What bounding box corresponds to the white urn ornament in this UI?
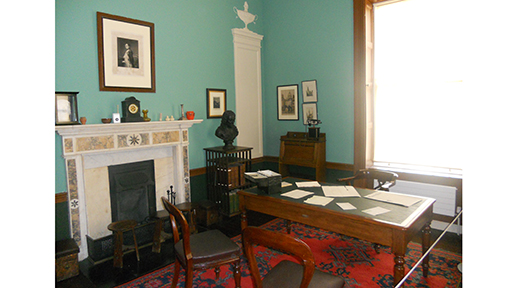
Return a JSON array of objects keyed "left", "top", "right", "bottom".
[{"left": 234, "top": 1, "right": 257, "bottom": 31}]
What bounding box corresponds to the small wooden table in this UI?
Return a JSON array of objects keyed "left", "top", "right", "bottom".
[
  {"left": 279, "top": 132, "right": 326, "bottom": 182},
  {"left": 238, "top": 178, "right": 435, "bottom": 287}
]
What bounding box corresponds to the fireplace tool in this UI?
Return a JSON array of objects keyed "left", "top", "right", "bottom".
[{"left": 167, "top": 185, "right": 176, "bottom": 205}]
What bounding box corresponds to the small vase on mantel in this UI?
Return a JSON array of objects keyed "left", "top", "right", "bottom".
[
  {"left": 80, "top": 117, "right": 87, "bottom": 125},
  {"left": 142, "top": 109, "right": 151, "bottom": 122}
]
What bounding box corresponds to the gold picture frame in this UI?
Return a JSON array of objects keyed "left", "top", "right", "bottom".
[{"left": 206, "top": 88, "right": 227, "bottom": 118}]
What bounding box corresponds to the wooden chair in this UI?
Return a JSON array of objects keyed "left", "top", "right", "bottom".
[
  {"left": 242, "top": 226, "right": 345, "bottom": 288},
  {"left": 161, "top": 197, "right": 241, "bottom": 288},
  {"left": 337, "top": 168, "right": 398, "bottom": 191}
]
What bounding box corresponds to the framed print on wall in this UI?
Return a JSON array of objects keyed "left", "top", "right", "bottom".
[
  {"left": 302, "top": 80, "right": 318, "bottom": 102},
  {"left": 97, "top": 12, "right": 156, "bottom": 93},
  {"left": 302, "top": 103, "right": 318, "bottom": 125},
  {"left": 277, "top": 84, "right": 299, "bottom": 120},
  {"left": 55, "top": 92, "right": 80, "bottom": 125},
  {"left": 207, "top": 88, "right": 227, "bottom": 118}
]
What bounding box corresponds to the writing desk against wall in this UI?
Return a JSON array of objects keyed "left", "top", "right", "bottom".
[{"left": 279, "top": 131, "right": 326, "bottom": 182}]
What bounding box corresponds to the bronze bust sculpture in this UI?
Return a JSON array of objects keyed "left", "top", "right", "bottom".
[{"left": 215, "top": 110, "right": 239, "bottom": 150}]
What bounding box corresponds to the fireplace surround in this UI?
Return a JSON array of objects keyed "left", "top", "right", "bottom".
[{"left": 55, "top": 120, "right": 202, "bottom": 261}]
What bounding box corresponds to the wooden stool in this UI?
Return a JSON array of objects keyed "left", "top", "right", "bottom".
[
  {"left": 107, "top": 219, "right": 140, "bottom": 268},
  {"left": 152, "top": 210, "right": 173, "bottom": 253},
  {"left": 176, "top": 202, "right": 199, "bottom": 234}
]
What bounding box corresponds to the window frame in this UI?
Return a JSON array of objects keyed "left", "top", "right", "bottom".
[{"left": 354, "top": 0, "right": 463, "bottom": 179}]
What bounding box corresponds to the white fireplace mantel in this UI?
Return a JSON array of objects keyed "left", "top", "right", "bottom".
[
  {"left": 56, "top": 120, "right": 202, "bottom": 261},
  {"left": 55, "top": 120, "right": 202, "bottom": 155}
]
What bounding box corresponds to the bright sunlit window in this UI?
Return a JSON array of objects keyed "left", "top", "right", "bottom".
[{"left": 373, "top": 0, "right": 464, "bottom": 176}]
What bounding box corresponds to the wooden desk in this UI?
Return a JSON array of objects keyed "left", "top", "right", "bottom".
[
  {"left": 238, "top": 178, "right": 435, "bottom": 287},
  {"left": 279, "top": 132, "right": 326, "bottom": 182}
]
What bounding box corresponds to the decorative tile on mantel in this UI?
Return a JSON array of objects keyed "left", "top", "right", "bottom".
[{"left": 77, "top": 136, "right": 114, "bottom": 152}]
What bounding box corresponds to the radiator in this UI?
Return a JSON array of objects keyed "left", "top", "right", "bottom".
[{"left": 387, "top": 180, "right": 457, "bottom": 217}]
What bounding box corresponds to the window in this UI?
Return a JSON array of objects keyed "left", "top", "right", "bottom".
[{"left": 369, "top": 0, "right": 464, "bottom": 177}]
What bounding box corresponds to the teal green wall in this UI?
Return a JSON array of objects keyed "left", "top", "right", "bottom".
[
  {"left": 261, "top": 0, "right": 354, "bottom": 164},
  {"left": 55, "top": 0, "right": 356, "bottom": 239},
  {"left": 55, "top": 0, "right": 263, "bottom": 193},
  {"left": 55, "top": 1, "right": 355, "bottom": 194}
]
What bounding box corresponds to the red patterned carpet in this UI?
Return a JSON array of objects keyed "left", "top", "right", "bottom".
[{"left": 116, "top": 218, "right": 461, "bottom": 287}]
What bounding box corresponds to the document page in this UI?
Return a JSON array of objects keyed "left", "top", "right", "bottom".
[
  {"left": 337, "top": 202, "right": 357, "bottom": 210},
  {"left": 296, "top": 181, "right": 321, "bottom": 188},
  {"left": 362, "top": 206, "right": 391, "bottom": 216},
  {"left": 365, "top": 191, "right": 422, "bottom": 207},
  {"left": 304, "top": 195, "right": 333, "bottom": 206},
  {"left": 281, "top": 189, "right": 314, "bottom": 199},
  {"left": 322, "top": 186, "right": 361, "bottom": 197}
]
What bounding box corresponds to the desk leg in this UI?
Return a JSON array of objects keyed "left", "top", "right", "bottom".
[
  {"left": 286, "top": 220, "right": 292, "bottom": 234},
  {"left": 422, "top": 223, "right": 431, "bottom": 277},
  {"left": 393, "top": 254, "right": 405, "bottom": 287}
]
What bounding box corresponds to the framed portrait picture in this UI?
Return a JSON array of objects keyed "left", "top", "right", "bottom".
[
  {"left": 277, "top": 84, "right": 299, "bottom": 120},
  {"left": 302, "top": 80, "right": 318, "bottom": 102},
  {"left": 207, "top": 89, "right": 227, "bottom": 118},
  {"left": 302, "top": 103, "right": 318, "bottom": 125},
  {"left": 97, "top": 12, "right": 155, "bottom": 93},
  {"left": 55, "top": 92, "right": 80, "bottom": 125}
]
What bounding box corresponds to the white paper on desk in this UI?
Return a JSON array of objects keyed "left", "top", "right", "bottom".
[
  {"left": 322, "top": 186, "right": 361, "bottom": 197},
  {"left": 365, "top": 191, "right": 422, "bottom": 207},
  {"left": 337, "top": 202, "right": 357, "bottom": 210},
  {"left": 362, "top": 206, "right": 391, "bottom": 216},
  {"left": 296, "top": 181, "right": 321, "bottom": 188},
  {"left": 281, "top": 181, "right": 293, "bottom": 187},
  {"left": 281, "top": 189, "right": 314, "bottom": 199},
  {"left": 304, "top": 195, "right": 333, "bottom": 206}
]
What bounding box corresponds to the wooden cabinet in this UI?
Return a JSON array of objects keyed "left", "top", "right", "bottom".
[
  {"left": 279, "top": 132, "right": 326, "bottom": 182},
  {"left": 204, "top": 146, "right": 252, "bottom": 217}
]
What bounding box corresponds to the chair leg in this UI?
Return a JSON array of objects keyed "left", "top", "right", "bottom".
[
  {"left": 373, "top": 243, "right": 381, "bottom": 254},
  {"left": 185, "top": 266, "right": 194, "bottom": 288},
  {"left": 171, "top": 259, "right": 181, "bottom": 287},
  {"left": 233, "top": 262, "right": 241, "bottom": 288},
  {"left": 214, "top": 266, "right": 220, "bottom": 279}
]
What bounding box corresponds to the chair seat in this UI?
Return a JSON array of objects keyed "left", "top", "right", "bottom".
[
  {"left": 175, "top": 229, "right": 240, "bottom": 267},
  {"left": 262, "top": 260, "right": 345, "bottom": 288}
]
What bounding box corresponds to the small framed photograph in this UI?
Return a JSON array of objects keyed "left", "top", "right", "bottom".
[
  {"left": 277, "top": 84, "right": 299, "bottom": 120},
  {"left": 302, "top": 80, "right": 318, "bottom": 102},
  {"left": 97, "top": 12, "right": 155, "bottom": 92},
  {"left": 302, "top": 103, "right": 318, "bottom": 125},
  {"left": 55, "top": 92, "right": 80, "bottom": 125},
  {"left": 207, "top": 88, "right": 227, "bottom": 118}
]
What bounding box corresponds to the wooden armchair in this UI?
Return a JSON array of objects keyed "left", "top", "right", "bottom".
[
  {"left": 161, "top": 197, "right": 241, "bottom": 288},
  {"left": 337, "top": 168, "right": 398, "bottom": 191},
  {"left": 242, "top": 226, "right": 345, "bottom": 288}
]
